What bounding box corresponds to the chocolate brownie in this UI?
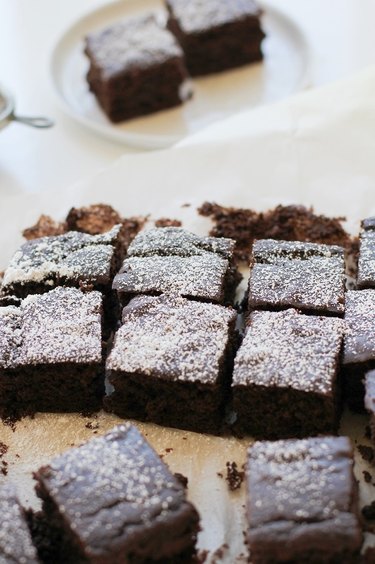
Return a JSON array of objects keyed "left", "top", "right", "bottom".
[
  {"left": 232, "top": 309, "right": 344, "bottom": 438},
  {"left": 248, "top": 239, "right": 345, "bottom": 316},
  {"left": 105, "top": 294, "right": 237, "bottom": 434},
  {"left": 246, "top": 436, "right": 362, "bottom": 563},
  {"left": 112, "top": 227, "right": 239, "bottom": 305},
  {"left": 84, "top": 14, "right": 192, "bottom": 123},
  {"left": 166, "top": 0, "right": 265, "bottom": 76},
  {"left": 1, "top": 225, "right": 122, "bottom": 299},
  {"left": 357, "top": 217, "right": 375, "bottom": 288},
  {"left": 0, "top": 483, "right": 39, "bottom": 563},
  {"left": 0, "top": 287, "right": 104, "bottom": 417},
  {"left": 34, "top": 424, "right": 200, "bottom": 563},
  {"left": 365, "top": 370, "right": 375, "bottom": 445},
  {"left": 342, "top": 290, "right": 375, "bottom": 412}
]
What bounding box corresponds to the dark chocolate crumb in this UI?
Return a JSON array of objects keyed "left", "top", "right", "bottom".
[
  {"left": 154, "top": 218, "right": 182, "bottom": 228},
  {"left": 165, "top": 447, "right": 173, "bottom": 454},
  {"left": 217, "top": 472, "right": 223, "bottom": 479},
  {"left": 0, "top": 467, "right": 7, "bottom": 476},
  {"left": 85, "top": 421, "right": 99, "bottom": 430},
  {"left": 362, "top": 501, "right": 375, "bottom": 520},
  {"left": 225, "top": 461, "right": 245, "bottom": 491},
  {"left": 358, "top": 445, "right": 374, "bottom": 463},
  {"left": 363, "top": 470, "right": 373, "bottom": 483},
  {"left": 0, "top": 442, "right": 8, "bottom": 458},
  {"left": 174, "top": 472, "right": 188, "bottom": 488}
]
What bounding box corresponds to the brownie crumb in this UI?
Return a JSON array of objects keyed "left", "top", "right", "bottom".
[
  {"left": 217, "top": 472, "right": 223, "bottom": 479},
  {"left": 181, "top": 203, "right": 191, "bottom": 208},
  {"left": 362, "top": 501, "right": 375, "bottom": 520},
  {"left": 363, "top": 470, "right": 373, "bottom": 483},
  {"left": 225, "top": 461, "right": 245, "bottom": 491},
  {"left": 0, "top": 442, "right": 8, "bottom": 458},
  {"left": 85, "top": 421, "right": 99, "bottom": 430},
  {"left": 211, "top": 543, "right": 229, "bottom": 561},
  {"left": 198, "top": 202, "right": 354, "bottom": 264},
  {"left": 174, "top": 472, "right": 188, "bottom": 488},
  {"left": 2, "top": 415, "right": 18, "bottom": 432},
  {"left": 155, "top": 218, "right": 182, "bottom": 227},
  {"left": 165, "top": 447, "right": 173, "bottom": 454},
  {"left": 358, "top": 444, "right": 374, "bottom": 463},
  {"left": 195, "top": 549, "right": 209, "bottom": 563},
  {"left": 66, "top": 204, "right": 122, "bottom": 235},
  {"left": 22, "top": 215, "right": 66, "bottom": 240}
]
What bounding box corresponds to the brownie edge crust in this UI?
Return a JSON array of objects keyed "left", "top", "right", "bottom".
[{"left": 34, "top": 424, "right": 200, "bottom": 563}]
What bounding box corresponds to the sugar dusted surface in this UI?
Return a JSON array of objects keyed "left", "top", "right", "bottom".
[
  {"left": 0, "top": 287, "right": 102, "bottom": 368},
  {"left": 0, "top": 483, "right": 38, "bottom": 563},
  {"left": 358, "top": 230, "right": 375, "bottom": 287},
  {"left": 36, "top": 424, "right": 191, "bottom": 554},
  {"left": 167, "top": 0, "right": 262, "bottom": 34},
  {"left": 1, "top": 225, "right": 120, "bottom": 290},
  {"left": 344, "top": 290, "right": 375, "bottom": 364},
  {"left": 249, "top": 239, "right": 345, "bottom": 313},
  {"left": 85, "top": 14, "right": 184, "bottom": 80},
  {"left": 127, "top": 227, "right": 235, "bottom": 259},
  {"left": 107, "top": 294, "right": 235, "bottom": 384},
  {"left": 247, "top": 436, "right": 358, "bottom": 531},
  {"left": 233, "top": 309, "right": 344, "bottom": 394}
]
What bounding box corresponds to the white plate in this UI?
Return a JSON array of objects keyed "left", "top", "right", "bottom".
[{"left": 50, "top": 0, "right": 311, "bottom": 150}]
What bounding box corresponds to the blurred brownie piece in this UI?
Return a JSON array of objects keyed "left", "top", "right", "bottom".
[
  {"left": 232, "top": 309, "right": 344, "bottom": 438},
  {"left": 22, "top": 214, "right": 66, "bottom": 240},
  {"left": 84, "top": 14, "right": 192, "bottom": 123},
  {"left": 365, "top": 371, "right": 375, "bottom": 445},
  {"left": 343, "top": 290, "right": 375, "bottom": 412},
  {"left": 357, "top": 217, "right": 375, "bottom": 288},
  {"left": 0, "top": 287, "right": 104, "bottom": 417},
  {"left": 105, "top": 294, "right": 237, "bottom": 434},
  {"left": 245, "top": 436, "right": 362, "bottom": 563},
  {"left": 248, "top": 239, "right": 345, "bottom": 316},
  {"left": 34, "top": 424, "right": 200, "bottom": 563},
  {"left": 0, "top": 483, "right": 39, "bottom": 563},
  {"left": 166, "top": 0, "right": 265, "bottom": 76},
  {"left": 1, "top": 225, "right": 121, "bottom": 299},
  {"left": 113, "top": 227, "right": 239, "bottom": 305}
]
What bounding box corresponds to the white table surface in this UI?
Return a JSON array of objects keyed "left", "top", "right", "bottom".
[{"left": 1, "top": 0, "right": 375, "bottom": 197}]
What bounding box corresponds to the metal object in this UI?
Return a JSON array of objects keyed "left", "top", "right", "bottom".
[{"left": 0, "top": 85, "right": 54, "bottom": 131}]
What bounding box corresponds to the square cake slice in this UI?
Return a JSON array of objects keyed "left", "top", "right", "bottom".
[
  {"left": 247, "top": 239, "right": 345, "bottom": 316},
  {"left": 85, "top": 14, "right": 192, "bottom": 123},
  {"left": 0, "top": 287, "right": 104, "bottom": 417},
  {"left": 232, "top": 309, "right": 344, "bottom": 438},
  {"left": 166, "top": 0, "right": 265, "bottom": 76},
  {"left": 112, "top": 227, "right": 238, "bottom": 305},
  {"left": 105, "top": 294, "right": 237, "bottom": 434},
  {"left": 0, "top": 483, "right": 39, "bottom": 563},
  {"left": 34, "top": 424, "right": 200, "bottom": 563},
  {"left": 357, "top": 217, "right": 375, "bottom": 288},
  {"left": 246, "top": 437, "right": 362, "bottom": 564},
  {"left": 342, "top": 289, "right": 375, "bottom": 412},
  {"left": 365, "top": 370, "right": 375, "bottom": 445}
]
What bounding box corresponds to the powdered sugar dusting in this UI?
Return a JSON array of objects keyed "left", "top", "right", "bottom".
[
  {"left": 1, "top": 225, "right": 120, "bottom": 291},
  {"left": 248, "top": 239, "right": 345, "bottom": 314},
  {"left": 0, "top": 306, "right": 22, "bottom": 369},
  {"left": 247, "top": 436, "right": 357, "bottom": 527},
  {"left": 167, "top": 0, "right": 262, "bottom": 34},
  {"left": 343, "top": 289, "right": 375, "bottom": 364},
  {"left": 107, "top": 294, "right": 236, "bottom": 384},
  {"left": 358, "top": 229, "right": 375, "bottom": 287},
  {"left": 85, "top": 14, "right": 184, "bottom": 79},
  {"left": 233, "top": 309, "right": 344, "bottom": 394},
  {"left": 36, "top": 424, "right": 195, "bottom": 551}
]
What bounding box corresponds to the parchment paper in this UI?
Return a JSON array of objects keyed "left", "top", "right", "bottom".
[{"left": 1, "top": 65, "right": 375, "bottom": 561}]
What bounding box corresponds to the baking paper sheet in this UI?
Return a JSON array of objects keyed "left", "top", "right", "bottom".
[{"left": 2, "top": 65, "right": 375, "bottom": 561}]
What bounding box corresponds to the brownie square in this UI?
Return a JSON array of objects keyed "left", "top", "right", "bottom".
[
  {"left": 248, "top": 239, "right": 345, "bottom": 316},
  {"left": 85, "top": 14, "right": 192, "bottom": 123},
  {"left": 342, "top": 289, "right": 375, "bottom": 412},
  {"left": 246, "top": 436, "right": 362, "bottom": 564},
  {"left": 34, "top": 424, "right": 200, "bottom": 563},
  {"left": 365, "top": 370, "right": 375, "bottom": 445},
  {"left": 112, "top": 227, "right": 238, "bottom": 305},
  {"left": 105, "top": 294, "right": 237, "bottom": 434},
  {"left": 232, "top": 309, "right": 344, "bottom": 438},
  {"left": 0, "top": 483, "right": 39, "bottom": 563},
  {"left": 357, "top": 217, "right": 375, "bottom": 288},
  {"left": 0, "top": 287, "right": 104, "bottom": 417},
  {"left": 166, "top": 0, "right": 265, "bottom": 76}
]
